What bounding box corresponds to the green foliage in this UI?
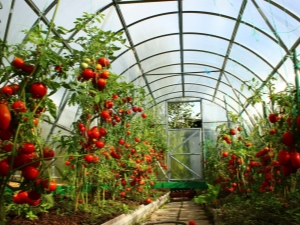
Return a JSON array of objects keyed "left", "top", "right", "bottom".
[
  {"left": 167, "top": 102, "right": 201, "bottom": 129},
  {"left": 194, "top": 183, "right": 220, "bottom": 204}
]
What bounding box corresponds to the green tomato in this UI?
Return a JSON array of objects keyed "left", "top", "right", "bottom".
[
  {"left": 81, "top": 62, "right": 89, "bottom": 69},
  {"left": 82, "top": 58, "right": 91, "bottom": 63}
]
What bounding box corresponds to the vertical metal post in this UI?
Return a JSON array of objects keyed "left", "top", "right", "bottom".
[
  {"left": 223, "top": 95, "right": 231, "bottom": 128},
  {"left": 294, "top": 50, "right": 300, "bottom": 108},
  {"left": 200, "top": 99, "right": 205, "bottom": 178},
  {"left": 166, "top": 101, "right": 171, "bottom": 182}
]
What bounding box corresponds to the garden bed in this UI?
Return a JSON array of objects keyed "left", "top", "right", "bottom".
[{"left": 6, "top": 189, "right": 169, "bottom": 225}]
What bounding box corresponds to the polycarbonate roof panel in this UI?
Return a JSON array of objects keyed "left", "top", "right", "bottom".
[
  {"left": 1, "top": 0, "right": 300, "bottom": 131},
  {"left": 184, "top": 75, "right": 218, "bottom": 87},
  {"left": 184, "top": 51, "right": 224, "bottom": 68},
  {"left": 277, "top": 59, "right": 297, "bottom": 84},
  {"left": 183, "top": 34, "right": 229, "bottom": 56},
  {"left": 1, "top": 1, "right": 38, "bottom": 44},
  {"left": 135, "top": 35, "right": 180, "bottom": 61},
  {"left": 182, "top": 0, "right": 241, "bottom": 18},
  {"left": 184, "top": 92, "right": 214, "bottom": 101},
  {"left": 120, "top": 1, "right": 178, "bottom": 25},
  {"left": 230, "top": 44, "right": 274, "bottom": 80},
  {"left": 128, "top": 13, "right": 179, "bottom": 44},
  {"left": 241, "top": 0, "right": 278, "bottom": 39},
  {"left": 147, "top": 75, "right": 179, "bottom": 84},
  {"left": 112, "top": 49, "right": 137, "bottom": 75},
  {"left": 256, "top": 0, "right": 300, "bottom": 49},
  {"left": 225, "top": 60, "right": 260, "bottom": 81},
  {"left": 146, "top": 64, "right": 182, "bottom": 74},
  {"left": 153, "top": 87, "right": 183, "bottom": 101},
  {"left": 223, "top": 73, "right": 253, "bottom": 99},
  {"left": 234, "top": 25, "right": 286, "bottom": 67},
  {"left": 184, "top": 84, "right": 215, "bottom": 96},
  {"left": 149, "top": 76, "right": 183, "bottom": 91},
  {"left": 182, "top": 13, "right": 236, "bottom": 39},
  {"left": 140, "top": 51, "right": 181, "bottom": 72},
  {"left": 202, "top": 99, "right": 227, "bottom": 122},
  {"left": 184, "top": 65, "right": 220, "bottom": 78}
]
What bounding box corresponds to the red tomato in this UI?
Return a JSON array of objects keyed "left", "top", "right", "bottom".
[
  {"left": 3, "top": 142, "right": 13, "bottom": 152},
  {"left": 145, "top": 198, "right": 152, "bottom": 204},
  {"left": 101, "top": 110, "right": 110, "bottom": 120},
  {"left": 104, "top": 100, "right": 113, "bottom": 109},
  {"left": 20, "top": 142, "right": 35, "bottom": 154},
  {"left": 269, "top": 129, "right": 276, "bottom": 135},
  {"left": 297, "top": 115, "right": 300, "bottom": 128},
  {"left": 291, "top": 152, "right": 300, "bottom": 169},
  {"left": 0, "top": 104, "right": 11, "bottom": 131},
  {"left": 11, "top": 100, "right": 27, "bottom": 113},
  {"left": 97, "top": 57, "right": 110, "bottom": 67},
  {"left": 30, "top": 82, "right": 47, "bottom": 99},
  {"left": 278, "top": 150, "right": 291, "bottom": 166},
  {"left": 43, "top": 147, "right": 55, "bottom": 160},
  {"left": 141, "top": 113, "right": 147, "bottom": 118},
  {"left": 95, "top": 141, "right": 105, "bottom": 148},
  {"left": 222, "top": 151, "right": 229, "bottom": 157},
  {"left": 268, "top": 113, "right": 277, "bottom": 123},
  {"left": 22, "top": 64, "right": 35, "bottom": 74},
  {"left": 97, "top": 78, "right": 107, "bottom": 90},
  {"left": 27, "top": 190, "right": 41, "bottom": 201},
  {"left": 82, "top": 69, "right": 95, "bottom": 80},
  {"left": 84, "top": 154, "right": 94, "bottom": 163},
  {"left": 12, "top": 58, "right": 25, "bottom": 69},
  {"left": 22, "top": 166, "right": 39, "bottom": 180},
  {"left": 132, "top": 106, "right": 138, "bottom": 112},
  {"left": 1, "top": 86, "right": 13, "bottom": 96},
  {"left": 119, "top": 139, "right": 125, "bottom": 145},
  {"left": 42, "top": 180, "right": 57, "bottom": 192},
  {"left": 112, "top": 94, "right": 118, "bottom": 99},
  {"left": 137, "top": 107, "right": 143, "bottom": 112},
  {"left": 0, "top": 159, "right": 10, "bottom": 176},
  {"left": 282, "top": 132, "right": 294, "bottom": 147},
  {"left": 120, "top": 191, "right": 126, "bottom": 198},
  {"left": 188, "top": 220, "right": 196, "bottom": 225},
  {"left": 13, "top": 193, "right": 23, "bottom": 204},
  {"left": 17, "top": 191, "right": 30, "bottom": 204},
  {"left": 99, "top": 127, "right": 107, "bottom": 136},
  {"left": 134, "top": 137, "right": 140, "bottom": 142},
  {"left": 100, "top": 70, "right": 110, "bottom": 79},
  {"left": 230, "top": 128, "right": 236, "bottom": 135}
]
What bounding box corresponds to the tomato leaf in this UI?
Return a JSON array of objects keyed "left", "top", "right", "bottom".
[{"left": 45, "top": 99, "right": 57, "bottom": 119}]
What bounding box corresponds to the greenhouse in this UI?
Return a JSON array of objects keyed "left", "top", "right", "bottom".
[{"left": 0, "top": 0, "right": 299, "bottom": 224}]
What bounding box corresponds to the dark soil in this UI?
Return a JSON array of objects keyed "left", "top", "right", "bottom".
[{"left": 5, "top": 189, "right": 169, "bottom": 225}]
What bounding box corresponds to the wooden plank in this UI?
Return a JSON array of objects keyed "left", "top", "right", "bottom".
[{"left": 152, "top": 182, "right": 208, "bottom": 189}]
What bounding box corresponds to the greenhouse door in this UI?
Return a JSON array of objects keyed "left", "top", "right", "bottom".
[{"left": 167, "top": 128, "right": 203, "bottom": 181}]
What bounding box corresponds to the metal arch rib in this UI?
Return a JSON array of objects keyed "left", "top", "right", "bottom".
[
  {"left": 112, "top": 0, "right": 155, "bottom": 103},
  {"left": 150, "top": 92, "right": 238, "bottom": 114},
  {"left": 151, "top": 94, "right": 257, "bottom": 129},
  {"left": 24, "top": 0, "right": 73, "bottom": 51},
  {"left": 239, "top": 37, "right": 300, "bottom": 116},
  {"left": 264, "top": 0, "right": 300, "bottom": 22},
  {"left": 128, "top": 49, "right": 273, "bottom": 84},
  {"left": 147, "top": 82, "right": 243, "bottom": 108},
  {"left": 150, "top": 93, "right": 255, "bottom": 128},
  {"left": 145, "top": 62, "right": 257, "bottom": 93},
  {"left": 177, "top": 0, "right": 184, "bottom": 97},
  {"left": 252, "top": 0, "right": 289, "bottom": 54},
  {"left": 144, "top": 74, "right": 249, "bottom": 101},
  {"left": 145, "top": 73, "right": 263, "bottom": 121},
  {"left": 212, "top": 0, "right": 248, "bottom": 102}
]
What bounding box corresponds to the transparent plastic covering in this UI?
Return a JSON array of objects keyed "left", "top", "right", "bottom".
[{"left": 0, "top": 0, "right": 299, "bottom": 130}]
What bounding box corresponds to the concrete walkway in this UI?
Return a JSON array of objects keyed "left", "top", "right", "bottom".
[{"left": 145, "top": 200, "right": 213, "bottom": 225}]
